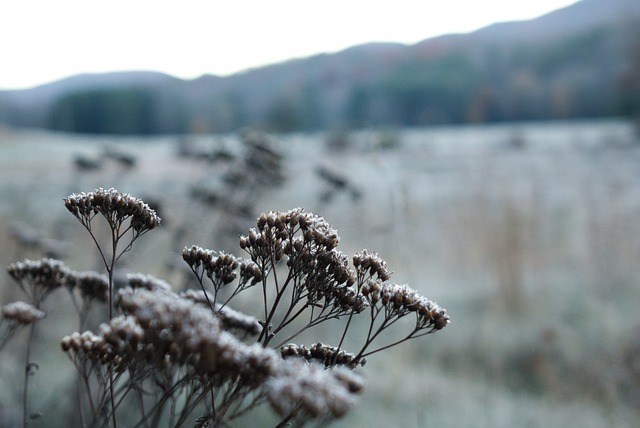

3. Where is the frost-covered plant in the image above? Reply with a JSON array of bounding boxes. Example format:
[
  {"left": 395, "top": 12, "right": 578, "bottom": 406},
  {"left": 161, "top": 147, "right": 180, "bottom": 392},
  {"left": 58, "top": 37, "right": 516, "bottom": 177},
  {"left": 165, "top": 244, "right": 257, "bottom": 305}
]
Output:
[
  {"left": 3, "top": 189, "right": 449, "bottom": 428},
  {"left": 63, "top": 187, "right": 160, "bottom": 319}
]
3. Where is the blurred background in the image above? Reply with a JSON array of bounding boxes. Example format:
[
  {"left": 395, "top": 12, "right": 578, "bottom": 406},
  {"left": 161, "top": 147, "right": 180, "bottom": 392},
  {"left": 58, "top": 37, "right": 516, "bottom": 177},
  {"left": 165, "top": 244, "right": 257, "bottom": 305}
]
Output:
[{"left": 1, "top": 0, "right": 640, "bottom": 426}]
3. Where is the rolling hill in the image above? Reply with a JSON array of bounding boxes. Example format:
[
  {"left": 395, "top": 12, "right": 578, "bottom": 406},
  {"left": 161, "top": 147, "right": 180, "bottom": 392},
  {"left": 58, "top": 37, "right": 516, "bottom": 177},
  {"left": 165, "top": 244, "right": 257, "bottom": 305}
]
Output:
[{"left": 1, "top": 0, "right": 639, "bottom": 134}]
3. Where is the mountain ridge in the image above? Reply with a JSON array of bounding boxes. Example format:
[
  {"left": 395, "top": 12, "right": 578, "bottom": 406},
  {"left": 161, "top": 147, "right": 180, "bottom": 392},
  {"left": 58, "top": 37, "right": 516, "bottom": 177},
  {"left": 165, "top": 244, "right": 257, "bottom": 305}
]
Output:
[{"left": 1, "top": 0, "right": 639, "bottom": 134}]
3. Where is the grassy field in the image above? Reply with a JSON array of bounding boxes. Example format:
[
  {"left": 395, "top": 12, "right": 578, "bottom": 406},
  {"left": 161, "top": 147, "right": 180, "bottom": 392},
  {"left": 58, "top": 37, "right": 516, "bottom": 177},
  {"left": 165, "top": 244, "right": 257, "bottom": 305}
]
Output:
[{"left": 1, "top": 119, "right": 639, "bottom": 427}]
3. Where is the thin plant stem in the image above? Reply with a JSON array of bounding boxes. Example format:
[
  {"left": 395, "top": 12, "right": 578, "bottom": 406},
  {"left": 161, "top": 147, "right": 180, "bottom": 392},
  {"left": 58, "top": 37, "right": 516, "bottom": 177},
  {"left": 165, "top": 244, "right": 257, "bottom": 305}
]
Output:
[{"left": 22, "top": 321, "right": 37, "bottom": 428}]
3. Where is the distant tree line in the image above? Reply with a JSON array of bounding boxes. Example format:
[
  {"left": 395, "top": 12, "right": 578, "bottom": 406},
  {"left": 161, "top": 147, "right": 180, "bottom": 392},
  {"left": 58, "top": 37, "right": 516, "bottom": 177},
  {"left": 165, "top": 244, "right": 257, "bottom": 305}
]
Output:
[
  {"left": 49, "top": 87, "right": 188, "bottom": 135},
  {"left": 2, "top": 20, "right": 639, "bottom": 135}
]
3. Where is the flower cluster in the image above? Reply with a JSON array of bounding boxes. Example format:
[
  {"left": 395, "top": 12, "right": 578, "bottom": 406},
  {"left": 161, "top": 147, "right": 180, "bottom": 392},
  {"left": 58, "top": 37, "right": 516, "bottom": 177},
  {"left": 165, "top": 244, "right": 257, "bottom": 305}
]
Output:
[
  {"left": 61, "top": 285, "right": 368, "bottom": 424},
  {"left": 1, "top": 301, "right": 46, "bottom": 351},
  {"left": 182, "top": 245, "right": 263, "bottom": 311},
  {"left": 352, "top": 250, "right": 391, "bottom": 282},
  {"left": 239, "top": 209, "right": 367, "bottom": 321},
  {"left": 61, "top": 317, "right": 141, "bottom": 370},
  {"left": 182, "top": 245, "right": 261, "bottom": 286},
  {"left": 240, "top": 208, "right": 341, "bottom": 263},
  {"left": 303, "top": 249, "right": 368, "bottom": 313},
  {"left": 126, "top": 272, "right": 172, "bottom": 292},
  {"left": 265, "top": 359, "right": 364, "bottom": 420},
  {"left": 68, "top": 270, "right": 109, "bottom": 303},
  {"left": 362, "top": 282, "right": 449, "bottom": 331},
  {"left": 114, "top": 288, "right": 280, "bottom": 385},
  {"left": 8, "top": 258, "right": 71, "bottom": 306},
  {"left": 25, "top": 189, "right": 450, "bottom": 426},
  {"left": 180, "top": 289, "right": 262, "bottom": 336},
  {"left": 64, "top": 187, "right": 160, "bottom": 234},
  {"left": 2, "top": 301, "right": 45, "bottom": 325},
  {"left": 281, "top": 342, "right": 364, "bottom": 368}
]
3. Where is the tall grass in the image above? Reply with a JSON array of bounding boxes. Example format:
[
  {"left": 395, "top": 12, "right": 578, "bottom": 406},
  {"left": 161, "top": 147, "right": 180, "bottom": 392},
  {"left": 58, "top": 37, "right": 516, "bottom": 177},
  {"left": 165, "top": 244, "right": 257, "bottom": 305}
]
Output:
[{"left": 1, "top": 120, "right": 639, "bottom": 427}]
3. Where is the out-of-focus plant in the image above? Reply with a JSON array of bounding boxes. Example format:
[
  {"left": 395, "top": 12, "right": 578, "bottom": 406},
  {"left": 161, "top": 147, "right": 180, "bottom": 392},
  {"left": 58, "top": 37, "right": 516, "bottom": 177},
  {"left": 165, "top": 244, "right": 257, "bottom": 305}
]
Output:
[
  {"left": 188, "top": 129, "right": 285, "bottom": 244},
  {"left": 6, "top": 258, "right": 73, "bottom": 426},
  {"left": 315, "top": 165, "right": 362, "bottom": 204}
]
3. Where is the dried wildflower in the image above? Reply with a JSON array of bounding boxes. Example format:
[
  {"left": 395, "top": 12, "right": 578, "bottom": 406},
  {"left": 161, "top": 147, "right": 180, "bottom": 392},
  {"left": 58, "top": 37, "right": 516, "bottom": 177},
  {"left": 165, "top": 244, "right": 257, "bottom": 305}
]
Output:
[
  {"left": 265, "top": 360, "right": 364, "bottom": 420},
  {"left": 7, "top": 258, "right": 71, "bottom": 306},
  {"left": 126, "top": 273, "right": 172, "bottom": 292},
  {"left": 182, "top": 245, "right": 260, "bottom": 310},
  {"left": 281, "top": 342, "right": 364, "bottom": 368},
  {"left": 236, "top": 208, "right": 372, "bottom": 347},
  {"left": 352, "top": 250, "right": 391, "bottom": 282},
  {"left": 115, "top": 288, "right": 281, "bottom": 385},
  {"left": 377, "top": 283, "right": 450, "bottom": 331},
  {"left": 64, "top": 189, "right": 161, "bottom": 332},
  {"left": 62, "top": 319, "right": 144, "bottom": 374},
  {"left": 99, "top": 316, "right": 145, "bottom": 364},
  {"left": 180, "top": 289, "right": 261, "bottom": 336},
  {"left": 242, "top": 208, "right": 341, "bottom": 265},
  {"left": 347, "top": 282, "right": 451, "bottom": 364},
  {"left": 64, "top": 187, "right": 160, "bottom": 234},
  {"left": 182, "top": 246, "right": 239, "bottom": 286},
  {"left": 302, "top": 249, "right": 367, "bottom": 314},
  {"left": 69, "top": 270, "right": 109, "bottom": 303},
  {"left": 2, "top": 301, "right": 45, "bottom": 325},
  {"left": 61, "top": 330, "right": 118, "bottom": 367},
  {"left": 55, "top": 197, "right": 450, "bottom": 426}
]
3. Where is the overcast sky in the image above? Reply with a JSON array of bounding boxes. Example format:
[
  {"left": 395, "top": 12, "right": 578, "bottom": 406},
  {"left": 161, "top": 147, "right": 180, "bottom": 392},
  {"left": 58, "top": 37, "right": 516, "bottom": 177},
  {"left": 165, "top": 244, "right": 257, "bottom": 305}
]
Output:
[{"left": 0, "top": 0, "right": 579, "bottom": 90}]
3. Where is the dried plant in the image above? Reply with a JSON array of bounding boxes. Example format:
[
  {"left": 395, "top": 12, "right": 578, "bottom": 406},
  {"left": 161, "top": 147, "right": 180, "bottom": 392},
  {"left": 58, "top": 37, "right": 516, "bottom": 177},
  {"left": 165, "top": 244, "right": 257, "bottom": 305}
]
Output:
[
  {"left": 175, "top": 207, "right": 448, "bottom": 424},
  {"left": 61, "top": 287, "right": 364, "bottom": 427},
  {"left": 0, "top": 301, "right": 47, "bottom": 426},
  {"left": 2, "top": 189, "right": 448, "bottom": 428},
  {"left": 0, "top": 302, "right": 45, "bottom": 351},
  {"left": 65, "top": 270, "right": 109, "bottom": 328},
  {"left": 265, "top": 359, "right": 365, "bottom": 424},
  {"left": 180, "top": 289, "right": 262, "bottom": 337},
  {"left": 315, "top": 165, "right": 362, "bottom": 204},
  {"left": 6, "top": 257, "right": 72, "bottom": 426},
  {"left": 186, "top": 129, "right": 286, "bottom": 247},
  {"left": 7, "top": 258, "right": 71, "bottom": 308},
  {"left": 9, "top": 222, "right": 70, "bottom": 260},
  {"left": 63, "top": 188, "right": 160, "bottom": 427}
]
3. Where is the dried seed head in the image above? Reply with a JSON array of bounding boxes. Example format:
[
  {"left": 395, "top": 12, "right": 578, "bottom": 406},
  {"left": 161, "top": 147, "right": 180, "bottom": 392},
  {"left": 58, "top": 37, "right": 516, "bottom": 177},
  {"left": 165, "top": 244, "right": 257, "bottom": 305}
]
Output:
[
  {"left": 374, "top": 283, "right": 450, "bottom": 331},
  {"left": 238, "top": 260, "right": 263, "bottom": 284},
  {"left": 180, "top": 289, "right": 261, "bottom": 336},
  {"left": 8, "top": 258, "right": 71, "bottom": 287},
  {"left": 100, "top": 315, "right": 145, "bottom": 354},
  {"left": 114, "top": 287, "right": 282, "bottom": 385},
  {"left": 2, "top": 301, "right": 45, "bottom": 324},
  {"left": 353, "top": 250, "right": 391, "bottom": 281},
  {"left": 69, "top": 271, "right": 109, "bottom": 303},
  {"left": 265, "top": 360, "right": 364, "bottom": 419},
  {"left": 182, "top": 246, "right": 241, "bottom": 286},
  {"left": 127, "top": 273, "right": 172, "bottom": 292},
  {"left": 8, "top": 258, "right": 71, "bottom": 304},
  {"left": 244, "top": 208, "right": 342, "bottom": 265},
  {"left": 280, "top": 342, "right": 364, "bottom": 368},
  {"left": 64, "top": 188, "right": 160, "bottom": 233}
]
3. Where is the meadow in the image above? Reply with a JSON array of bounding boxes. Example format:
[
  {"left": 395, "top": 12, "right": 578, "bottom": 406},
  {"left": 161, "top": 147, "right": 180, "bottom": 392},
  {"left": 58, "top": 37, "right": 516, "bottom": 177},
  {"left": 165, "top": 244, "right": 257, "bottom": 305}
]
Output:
[{"left": 0, "top": 119, "right": 639, "bottom": 427}]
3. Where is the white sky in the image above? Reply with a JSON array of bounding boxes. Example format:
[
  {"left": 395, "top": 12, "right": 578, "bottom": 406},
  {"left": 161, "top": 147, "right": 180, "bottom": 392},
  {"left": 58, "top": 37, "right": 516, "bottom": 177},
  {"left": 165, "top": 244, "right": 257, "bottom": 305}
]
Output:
[{"left": 0, "top": 0, "right": 579, "bottom": 90}]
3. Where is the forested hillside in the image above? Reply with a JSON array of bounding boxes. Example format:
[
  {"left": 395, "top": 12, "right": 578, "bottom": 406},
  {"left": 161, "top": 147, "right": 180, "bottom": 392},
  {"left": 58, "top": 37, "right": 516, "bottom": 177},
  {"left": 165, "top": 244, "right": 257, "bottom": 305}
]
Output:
[{"left": 1, "top": 0, "right": 639, "bottom": 134}]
